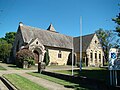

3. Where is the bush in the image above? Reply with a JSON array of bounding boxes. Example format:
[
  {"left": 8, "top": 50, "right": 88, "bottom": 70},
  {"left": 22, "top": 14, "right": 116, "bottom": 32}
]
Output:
[
  {"left": 77, "top": 62, "right": 85, "bottom": 67},
  {"left": 16, "top": 49, "right": 35, "bottom": 68},
  {"left": 43, "top": 49, "right": 50, "bottom": 66}
]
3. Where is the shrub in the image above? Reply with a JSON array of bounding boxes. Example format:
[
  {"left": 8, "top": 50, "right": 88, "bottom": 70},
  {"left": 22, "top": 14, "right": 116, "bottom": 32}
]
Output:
[
  {"left": 16, "top": 49, "right": 35, "bottom": 68},
  {"left": 77, "top": 62, "right": 85, "bottom": 67},
  {"left": 43, "top": 49, "right": 50, "bottom": 66}
]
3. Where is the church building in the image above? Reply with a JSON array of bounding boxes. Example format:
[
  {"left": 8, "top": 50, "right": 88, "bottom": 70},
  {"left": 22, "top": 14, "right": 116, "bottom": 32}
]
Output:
[
  {"left": 11, "top": 22, "right": 73, "bottom": 65},
  {"left": 11, "top": 22, "right": 104, "bottom": 67}
]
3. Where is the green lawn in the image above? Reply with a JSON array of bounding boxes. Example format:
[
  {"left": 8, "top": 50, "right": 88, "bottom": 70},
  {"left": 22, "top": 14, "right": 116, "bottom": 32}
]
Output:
[
  {"left": 28, "top": 72, "right": 89, "bottom": 90},
  {"left": 54, "top": 67, "right": 109, "bottom": 81},
  {"left": 0, "top": 65, "right": 6, "bottom": 70},
  {"left": 3, "top": 74, "right": 47, "bottom": 90}
]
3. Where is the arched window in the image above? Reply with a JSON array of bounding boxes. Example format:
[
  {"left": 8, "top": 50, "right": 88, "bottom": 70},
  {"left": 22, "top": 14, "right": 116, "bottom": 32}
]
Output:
[
  {"left": 95, "top": 53, "right": 97, "bottom": 59},
  {"left": 99, "top": 52, "right": 101, "bottom": 59},
  {"left": 90, "top": 50, "right": 93, "bottom": 61},
  {"left": 99, "top": 51, "right": 101, "bottom": 62},
  {"left": 90, "top": 53, "right": 92, "bottom": 59}
]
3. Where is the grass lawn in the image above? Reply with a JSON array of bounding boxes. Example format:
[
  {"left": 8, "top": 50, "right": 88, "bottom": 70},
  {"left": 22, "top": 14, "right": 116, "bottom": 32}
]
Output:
[
  {"left": 3, "top": 74, "right": 47, "bottom": 90},
  {"left": 28, "top": 72, "right": 90, "bottom": 90},
  {"left": 68, "top": 68, "right": 120, "bottom": 85},
  {"left": 0, "top": 65, "right": 6, "bottom": 70},
  {"left": 54, "top": 67, "right": 109, "bottom": 82}
]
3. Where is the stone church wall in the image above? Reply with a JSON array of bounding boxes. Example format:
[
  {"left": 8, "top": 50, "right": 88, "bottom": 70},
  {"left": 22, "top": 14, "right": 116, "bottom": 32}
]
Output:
[{"left": 48, "top": 48, "right": 71, "bottom": 65}]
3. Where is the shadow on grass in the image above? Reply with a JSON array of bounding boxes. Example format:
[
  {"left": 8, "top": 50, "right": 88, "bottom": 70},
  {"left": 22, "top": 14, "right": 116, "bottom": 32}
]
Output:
[
  {"left": 31, "top": 70, "right": 120, "bottom": 90},
  {"left": 66, "top": 69, "right": 120, "bottom": 88},
  {"left": 31, "top": 72, "right": 92, "bottom": 90}
]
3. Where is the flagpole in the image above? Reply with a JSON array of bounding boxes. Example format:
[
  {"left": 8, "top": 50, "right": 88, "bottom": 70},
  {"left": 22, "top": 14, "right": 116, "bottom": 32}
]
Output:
[
  {"left": 80, "top": 16, "right": 82, "bottom": 71},
  {"left": 72, "top": 37, "right": 74, "bottom": 75}
]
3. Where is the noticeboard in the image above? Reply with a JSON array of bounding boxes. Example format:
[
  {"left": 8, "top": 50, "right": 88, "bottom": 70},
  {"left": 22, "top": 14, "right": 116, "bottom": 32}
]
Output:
[{"left": 109, "top": 48, "right": 120, "bottom": 70}]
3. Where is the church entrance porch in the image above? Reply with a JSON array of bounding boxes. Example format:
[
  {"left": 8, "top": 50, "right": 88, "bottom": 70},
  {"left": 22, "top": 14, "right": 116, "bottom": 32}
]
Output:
[{"left": 33, "top": 50, "right": 39, "bottom": 64}]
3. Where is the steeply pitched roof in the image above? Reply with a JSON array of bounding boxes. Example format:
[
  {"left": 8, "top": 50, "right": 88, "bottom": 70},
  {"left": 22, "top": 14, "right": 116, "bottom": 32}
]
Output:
[
  {"left": 19, "top": 24, "right": 73, "bottom": 49},
  {"left": 74, "top": 34, "right": 95, "bottom": 52}
]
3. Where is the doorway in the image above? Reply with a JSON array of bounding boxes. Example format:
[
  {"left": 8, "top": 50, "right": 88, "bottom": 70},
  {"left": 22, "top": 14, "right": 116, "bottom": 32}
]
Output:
[{"left": 33, "top": 50, "right": 39, "bottom": 64}]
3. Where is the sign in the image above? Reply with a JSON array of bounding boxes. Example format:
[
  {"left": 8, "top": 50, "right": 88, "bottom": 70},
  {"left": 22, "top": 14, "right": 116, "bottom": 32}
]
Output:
[
  {"left": 109, "top": 48, "right": 120, "bottom": 70},
  {"left": 111, "top": 53, "right": 116, "bottom": 59}
]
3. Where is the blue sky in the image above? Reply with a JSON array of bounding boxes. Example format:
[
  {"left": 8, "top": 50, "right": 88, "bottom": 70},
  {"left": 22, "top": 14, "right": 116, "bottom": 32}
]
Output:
[{"left": 0, "top": 0, "right": 119, "bottom": 37}]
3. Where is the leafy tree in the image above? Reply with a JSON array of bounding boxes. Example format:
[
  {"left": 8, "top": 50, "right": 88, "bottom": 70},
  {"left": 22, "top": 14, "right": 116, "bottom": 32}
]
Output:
[
  {"left": 4, "top": 32, "right": 16, "bottom": 45},
  {"left": 0, "top": 32, "right": 16, "bottom": 63},
  {"left": 43, "top": 49, "right": 50, "bottom": 66},
  {"left": 95, "top": 29, "right": 116, "bottom": 63},
  {"left": 0, "top": 39, "right": 12, "bottom": 62},
  {"left": 16, "top": 49, "right": 35, "bottom": 68},
  {"left": 112, "top": 9, "right": 120, "bottom": 36}
]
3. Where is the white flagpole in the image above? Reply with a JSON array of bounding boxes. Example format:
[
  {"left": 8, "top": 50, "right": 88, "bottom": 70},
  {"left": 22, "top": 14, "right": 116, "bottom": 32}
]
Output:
[
  {"left": 80, "top": 16, "right": 82, "bottom": 71},
  {"left": 72, "top": 37, "right": 74, "bottom": 75}
]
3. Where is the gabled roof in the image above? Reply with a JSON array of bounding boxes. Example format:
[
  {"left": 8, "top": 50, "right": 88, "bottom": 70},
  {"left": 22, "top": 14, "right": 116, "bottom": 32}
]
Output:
[
  {"left": 74, "top": 33, "right": 95, "bottom": 52},
  {"left": 19, "top": 24, "right": 73, "bottom": 49}
]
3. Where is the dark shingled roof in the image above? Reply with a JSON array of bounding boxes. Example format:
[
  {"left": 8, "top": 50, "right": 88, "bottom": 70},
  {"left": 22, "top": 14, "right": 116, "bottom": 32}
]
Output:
[
  {"left": 74, "top": 34, "right": 95, "bottom": 52},
  {"left": 19, "top": 24, "right": 73, "bottom": 49}
]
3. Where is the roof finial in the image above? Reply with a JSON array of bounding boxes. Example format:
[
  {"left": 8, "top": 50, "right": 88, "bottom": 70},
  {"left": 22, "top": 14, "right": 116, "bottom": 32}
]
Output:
[
  {"left": 19, "top": 22, "right": 23, "bottom": 26},
  {"left": 47, "top": 23, "right": 56, "bottom": 32}
]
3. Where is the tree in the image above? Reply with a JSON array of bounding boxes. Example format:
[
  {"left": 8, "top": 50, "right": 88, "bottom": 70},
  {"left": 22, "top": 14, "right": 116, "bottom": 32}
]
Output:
[
  {"left": 16, "top": 49, "right": 35, "bottom": 68},
  {"left": 43, "top": 49, "right": 50, "bottom": 66},
  {"left": 95, "top": 29, "right": 116, "bottom": 63},
  {"left": 0, "top": 32, "right": 16, "bottom": 63},
  {"left": 0, "top": 39, "right": 12, "bottom": 62},
  {"left": 112, "top": 12, "right": 120, "bottom": 36},
  {"left": 4, "top": 32, "right": 16, "bottom": 45}
]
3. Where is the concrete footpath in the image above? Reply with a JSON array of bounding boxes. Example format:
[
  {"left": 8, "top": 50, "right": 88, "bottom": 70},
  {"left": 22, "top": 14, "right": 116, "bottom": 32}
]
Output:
[
  {"left": 0, "top": 62, "right": 74, "bottom": 90},
  {"left": 20, "top": 73, "right": 73, "bottom": 90}
]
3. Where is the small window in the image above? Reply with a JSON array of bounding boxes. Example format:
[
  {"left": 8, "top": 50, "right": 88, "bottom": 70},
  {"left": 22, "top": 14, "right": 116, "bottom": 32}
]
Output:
[
  {"left": 99, "top": 54, "right": 101, "bottom": 59},
  {"left": 95, "top": 53, "right": 97, "bottom": 59},
  {"left": 58, "top": 53, "right": 62, "bottom": 58},
  {"left": 90, "top": 53, "right": 92, "bottom": 58},
  {"left": 95, "top": 40, "right": 97, "bottom": 44},
  {"left": 36, "top": 41, "right": 38, "bottom": 44},
  {"left": 90, "top": 52, "right": 93, "bottom": 61},
  {"left": 58, "top": 50, "right": 62, "bottom": 58}
]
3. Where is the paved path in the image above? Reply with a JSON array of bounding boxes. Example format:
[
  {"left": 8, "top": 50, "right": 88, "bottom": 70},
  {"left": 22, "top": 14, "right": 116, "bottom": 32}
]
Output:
[
  {"left": 0, "top": 62, "right": 74, "bottom": 90},
  {"left": 20, "top": 73, "right": 73, "bottom": 90},
  {"left": 45, "top": 65, "right": 79, "bottom": 72}
]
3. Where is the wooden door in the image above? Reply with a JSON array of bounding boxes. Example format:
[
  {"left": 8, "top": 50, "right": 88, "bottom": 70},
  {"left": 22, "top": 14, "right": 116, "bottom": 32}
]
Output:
[{"left": 33, "top": 51, "right": 39, "bottom": 64}]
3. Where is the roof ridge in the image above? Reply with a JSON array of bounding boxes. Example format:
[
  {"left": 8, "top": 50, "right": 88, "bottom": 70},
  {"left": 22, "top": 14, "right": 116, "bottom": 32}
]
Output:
[
  {"left": 21, "top": 24, "right": 46, "bottom": 31},
  {"left": 21, "top": 24, "right": 73, "bottom": 38},
  {"left": 74, "top": 33, "right": 95, "bottom": 38}
]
